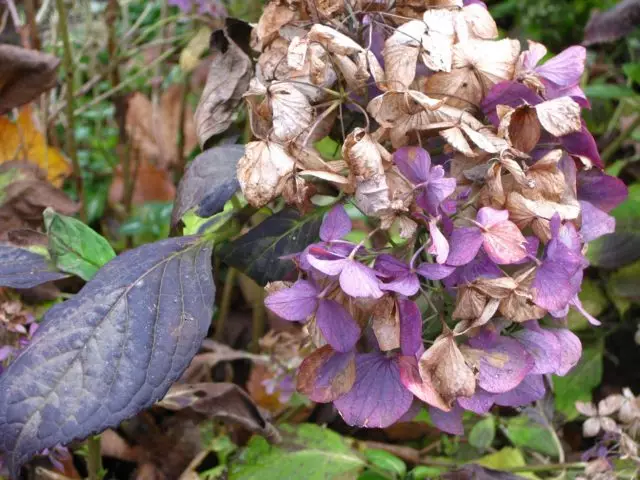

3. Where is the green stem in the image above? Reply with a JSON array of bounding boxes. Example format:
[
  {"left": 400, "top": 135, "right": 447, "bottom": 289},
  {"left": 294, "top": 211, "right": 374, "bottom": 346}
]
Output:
[
  {"left": 86, "top": 435, "right": 103, "bottom": 480},
  {"left": 56, "top": 0, "right": 87, "bottom": 222},
  {"left": 601, "top": 115, "right": 640, "bottom": 164},
  {"left": 251, "top": 288, "right": 266, "bottom": 353},
  {"left": 215, "top": 267, "right": 237, "bottom": 341}
]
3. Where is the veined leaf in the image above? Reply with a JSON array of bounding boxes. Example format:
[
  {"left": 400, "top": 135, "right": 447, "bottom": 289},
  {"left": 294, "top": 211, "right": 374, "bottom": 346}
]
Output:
[
  {"left": 0, "top": 236, "right": 215, "bottom": 477},
  {"left": 217, "top": 207, "right": 325, "bottom": 286},
  {"left": 0, "top": 243, "right": 67, "bottom": 288},
  {"left": 229, "top": 423, "right": 364, "bottom": 479},
  {"left": 44, "top": 208, "right": 116, "bottom": 281}
]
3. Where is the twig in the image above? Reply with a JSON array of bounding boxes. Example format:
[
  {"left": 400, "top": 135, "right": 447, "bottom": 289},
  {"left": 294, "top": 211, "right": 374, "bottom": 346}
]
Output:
[
  {"left": 86, "top": 435, "right": 104, "bottom": 480},
  {"left": 24, "top": 0, "right": 40, "bottom": 49},
  {"left": 73, "top": 47, "right": 179, "bottom": 117},
  {"left": 175, "top": 75, "right": 190, "bottom": 181},
  {"left": 251, "top": 288, "right": 266, "bottom": 353},
  {"left": 56, "top": 0, "right": 87, "bottom": 221},
  {"left": 601, "top": 115, "right": 640, "bottom": 164},
  {"left": 215, "top": 267, "right": 238, "bottom": 341}
]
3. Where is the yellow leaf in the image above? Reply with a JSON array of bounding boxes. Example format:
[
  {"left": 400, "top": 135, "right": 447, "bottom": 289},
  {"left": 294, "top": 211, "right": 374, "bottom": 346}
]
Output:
[
  {"left": 0, "top": 106, "right": 71, "bottom": 186},
  {"left": 180, "top": 27, "right": 212, "bottom": 73},
  {"left": 476, "top": 447, "right": 540, "bottom": 480}
]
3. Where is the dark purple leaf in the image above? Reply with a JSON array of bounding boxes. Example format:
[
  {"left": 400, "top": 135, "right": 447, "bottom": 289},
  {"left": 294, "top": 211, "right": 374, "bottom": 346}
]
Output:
[
  {"left": 0, "top": 243, "right": 67, "bottom": 288},
  {"left": 443, "top": 464, "right": 527, "bottom": 480},
  {"left": 0, "top": 236, "right": 215, "bottom": 477},
  {"left": 217, "top": 207, "right": 323, "bottom": 286},
  {"left": 171, "top": 145, "right": 245, "bottom": 227}
]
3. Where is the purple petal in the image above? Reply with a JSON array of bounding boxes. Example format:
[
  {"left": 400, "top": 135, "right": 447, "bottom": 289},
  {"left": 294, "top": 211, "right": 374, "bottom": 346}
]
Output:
[
  {"left": 416, "top": 263, "right": 456, "bottom": 280},
  {"left": 577, "top": 169, "right": 628, "bottom": 212},
  {"left": 375, "top": 254, "right": 411, "bottom": 276},
  {"left": 458, "top": 388, "right": 495, "bottom": 414},
  {"left": 548, "top": 83, "right": 590, "bottom": 108},
  {"left": 380, "top": 273, "right": 420, "bottom": 296},
  {"left": 316, "top": 299, "right": 361, "bottom": 352},
  {"left": 429, "top": 404, "right": 464, "bottom": 435},
  {"left": 307, "top": 250, "right": 348, "bottom": 276},
  {"left": 482, "top": 81, "right": 543, "bottom": 125},
  {"left": 536, "top": 46, "right": 586, "bottom": 89},
  {"left": 420, "top": 169, "right": 457, "bottom": 215},
  {"left": 569, "top": 295, "right": 601, "bottom": 326},
  {"left": 340, "top": 260, "right": 384, "bottom": 298},
  {"left": 399, "top": 299, "right": 422, "bottom": 356},
  {"left": 428, "top": 219, "right": 450, "bottom": 264},
  {"left": 477, "top": 207, "right": 510, "bottom": 229},
  {"left": 532, "top": 257, "right": 582, "bottom": 312},
  {"left": 320, "top": 204, "right": 352, "bottom": 242},
  {"left": 512, "top": 236, "right": 540, "bottom": 265},
  {"left": 494, "top": 374, "right": 546, "bottom": 407},
  {"left": 444, "top": 251, "right": 502, "bottom": 287},
  {"left": 264, "top": 280, "right": 318, "bottom": 321},
  {"left": 548, "top": 328, "right": 582, "bottom": 375},
  {"left": 580, "top": 201, "right": 616, "bottom": 242},
  {"left": 446, "top": 227, "right": 483, "bottom": 266},
  {"left": 561, "top": 122, "right": 603, "bottom": 168},
  {"left": 470, "top": 336, "right": 534, "bottom": 394},
  {"left": 512, "top": 328, "right": 561, "bottom": 374},
  {"left": 394, "top": 146, "right": 431, "bottom": 184},
  {"left": 334, "top": 353, "right": 413, "bottom": 428}
]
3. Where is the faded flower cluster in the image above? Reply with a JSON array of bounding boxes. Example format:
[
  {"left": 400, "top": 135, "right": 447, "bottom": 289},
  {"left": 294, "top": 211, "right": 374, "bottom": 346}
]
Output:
[{"left": 229, "top": 0, "right": 629, "bottom": 432}]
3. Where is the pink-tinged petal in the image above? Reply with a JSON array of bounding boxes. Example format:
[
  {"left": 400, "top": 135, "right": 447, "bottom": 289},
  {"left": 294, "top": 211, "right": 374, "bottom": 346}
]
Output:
[
  {"left": 536, "top": 46, "right": 586, "bottom": 88},
  {"left": 521, "top": 40, "right": 547, "bottom": 70},
  {"left": 477, "top": 207, "right": 510, "bottom": 229},
  {"left": 447, "top": 227, "right": 483, "bottom": 266},
  {"left": 340, "top": 260, "right": 384, "bottom": 299},
  {"left": 264, "top": 280, "right": 318, "bottom": 321},
  {"left": 416, "top": 263, "right": 456, "bottom": 280},
  {"left": 548, "top": 328, "right": 582, "bottom": 375},
  {"left": 316, "top": 299, "right": 361, "bottom": 352},
  {"left": 470, "top": 336, "right": 534, "bottom": 393},
  {"left": 421, "top": 169, "right": 457, "bottom": 215},
  {"left": 394, "top": 146, "right": 431, "bottom": 184},
  {"left": 320, "top": 204, "right": 352, "bottom": 241},
  {"left": 458, "top": 388, "right": 495, "bottom": 414},
  {"left": 428, "top": 219, "right": 450, "bottom": 264},
  {"left": 307, "top": 253, "right": 348, "bottom": 276},
  {"left": 482, "top": 220, "right": 528, "bottom": 265},
  {"left": 380, "top": 273, "right": 420, "bottom": 296},
  {"left": 512, "top": 328, "right": 561, "bottom": 374},
  {"left": 549, "top": 84, "right": 590, "bottom": 108},
  {"left": 297, "top": 346, "right": 356, "bottom": 402},
  {"left": 430, "top": 404, "right": 464, "bottom": 435},
  {"left": 482, "top": 81, "right": 543, "bottom": 125},
  {"left": 561, "top": 122, "right": 603, "bottom": 168},
  {"left": 494, "top": 374, "right": 546, "bottom": 407},
  {"left": 399, "top": 299, "right": 422, "bottom": 356},
  {"left": 580, "top": 201, "right": 616, "bottom": 242},
  {"left": 570, "top": 295, "right": 601, "bottom": 326},
  {"left": 398, "top": 356, "right": 450, "bottom": 411},
  {"left": 577, "top": 169, "right": 628, "bottom": 212},
  {"left": 513, "top": 236, "right": 540, "bottom": 265},
  {"left": 334, "top": 353, "right": 413, "bottom": 428},
  {"left": 375, "top": 254, "right": 411, "bottom": 277}
]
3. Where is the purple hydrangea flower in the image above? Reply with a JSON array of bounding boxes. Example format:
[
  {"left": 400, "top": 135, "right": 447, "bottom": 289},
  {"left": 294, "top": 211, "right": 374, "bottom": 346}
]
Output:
[{"left": 393, "top": 147, "right": 457, "bottom": 216}]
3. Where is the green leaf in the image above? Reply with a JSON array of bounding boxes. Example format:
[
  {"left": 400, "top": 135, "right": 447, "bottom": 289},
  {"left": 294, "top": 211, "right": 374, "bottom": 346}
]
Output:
[
  {"left": 314, "top": 136, "right": 341, "bottom": 159},
  {"left": 623, "top": 63, "right": 640, "bottom": 84},
  {"left": 229, "top": 424, "right": 365, "bottom": 480},
  {"left": 469, "top": 416, "right": 495, "bottom": 451},
  {"left": 358, "top": 471, "right": 391, "bottom": 480},
  {"left": 504, "top": 416, "right": 558, "bottom": 457},
  {"left": 553, "top": 340, "right": 604, "bottom": 420},
  {"left": 44, "top": 208, "right": 115, "bottom": 281},
  {"left": 364, "top": 449, "right": 406, "bottom": 477},
  {"left": 584, "top": 84, "right": 637, "bottom": 100},
  {"left": 409, "top": 466, "right": 448, "bottom": 479},
  {"left": 217, "top": 207, "right": 326, "bottom": 286},
  {"left": 476, "top": 448, "right": 539, "bottom": 480}
]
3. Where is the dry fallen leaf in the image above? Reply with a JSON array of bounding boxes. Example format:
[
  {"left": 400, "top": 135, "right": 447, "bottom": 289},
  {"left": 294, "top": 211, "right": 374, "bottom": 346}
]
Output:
[
  {"left": 0, "top": 44, "right": 60, "bottom": 115},
  {"left": 195, "top": 29, "right": 252, "bottom": 148},
  {"left": 109, "top": 158, "right": 176, "bottom": 206},
  {"left": 0, "top": 106, "right": 71, "bottom": 186},
  {"left": 125, "top": 85, "right": 198, "bottom": 169}
]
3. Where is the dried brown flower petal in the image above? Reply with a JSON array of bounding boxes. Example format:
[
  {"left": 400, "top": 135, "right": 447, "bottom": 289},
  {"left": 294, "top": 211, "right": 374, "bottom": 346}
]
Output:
[
  {"left": 269, "top": 82, "right": 314, "bottom": 142},
  {"left": 343, "top": 128, "right": 385, "bottom": 179}
]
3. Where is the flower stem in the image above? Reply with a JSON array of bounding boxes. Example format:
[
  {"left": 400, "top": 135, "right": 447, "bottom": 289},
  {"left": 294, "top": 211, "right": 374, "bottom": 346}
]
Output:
[
  {"left": 601, "top": 114, "right": 640, "bottom": 165},
  {"left": 56, "top": 0, "right": 87, "bottom": 222},
  {"left": 86, "top": 435, "right": 103, "bottom": 480}
]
